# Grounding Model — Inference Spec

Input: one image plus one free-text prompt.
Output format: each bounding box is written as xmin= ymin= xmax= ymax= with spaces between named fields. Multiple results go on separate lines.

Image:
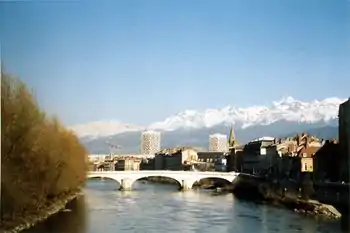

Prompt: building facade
xmin=226 ymin=145 xmax=244 ymax=172
xmin=313 ymin=141 xmax=340 ymax=181
xmin=115 ymin=158 xmax=141 ymax=171
xmin=339 ymin=98 xmax=350 ymax=181
xmin=141 ymin=130 xmax=161 ymax=155
xmin=209 ymin=134 xmax=228 ymax=152
xmin=236 ymin=138 xmax=279 ymax=175
xmin=154 ymin=147 xmax=199 ymax=170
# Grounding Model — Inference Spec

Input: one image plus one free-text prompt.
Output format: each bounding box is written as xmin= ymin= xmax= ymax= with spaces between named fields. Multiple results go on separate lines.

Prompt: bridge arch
xmin=86 ymin=174 xmax=188 ymax=190
xmin=86 ymin=171 xmax=238 ymax=191
xmin=86 ymin=174 xmax=122 ymax=186
xmin=196 ymin=176 xmax=233 ymax=188
xmin=129 ymin=175 xmax=184 ymax=190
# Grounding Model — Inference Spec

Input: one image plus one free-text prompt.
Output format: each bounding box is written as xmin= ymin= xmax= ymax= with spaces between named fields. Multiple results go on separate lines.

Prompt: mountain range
xmin=70 ymin=96 xmax=346 ymax=154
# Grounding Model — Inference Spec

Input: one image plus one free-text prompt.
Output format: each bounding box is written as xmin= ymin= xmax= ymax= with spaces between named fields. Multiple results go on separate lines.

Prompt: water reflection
xmin=24 ymin=180 xmax=343 ymax=233
xmin=23 ymin=196 xmax=87 ymax=233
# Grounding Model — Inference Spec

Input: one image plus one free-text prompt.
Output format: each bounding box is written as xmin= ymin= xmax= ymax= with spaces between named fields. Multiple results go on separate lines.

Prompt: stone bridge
xmin=87 ymin=170 xmax=239 ymax=191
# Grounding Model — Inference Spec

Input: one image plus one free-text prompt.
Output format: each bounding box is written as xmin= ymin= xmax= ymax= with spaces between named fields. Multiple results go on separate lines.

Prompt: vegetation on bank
xmin=1 ymin=72 xmax=87 ymax=228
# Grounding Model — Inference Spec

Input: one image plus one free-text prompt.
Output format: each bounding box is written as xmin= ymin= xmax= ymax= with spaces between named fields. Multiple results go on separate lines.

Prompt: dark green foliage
xmin=1 ymin=73 xmax=87 ymax=221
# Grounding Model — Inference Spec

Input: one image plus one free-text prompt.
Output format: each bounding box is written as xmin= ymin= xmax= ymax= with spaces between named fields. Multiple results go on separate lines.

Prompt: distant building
xmin=88 ymin=154 xmax=109 ymax=164
xmin=339 ymin=98 xmax=350 ymax=181
xmin=197 ymin=151 xmax=226 ymax=171
xmin=154 ymin=147 xmax=200 ymax=170
xmin=313 ymin=141 xmax=340 ymax=181
xmin=209 ymin=134 xmax=228 ymax=152
xmin=214 ymin=156 xmax=227 ymax=172
xmin=197 ymin=152 xmax=224 ymax=163
xmin=141 ymin=130 xmax=161 ymax=155
xmin=236 ymin=138 xmax=279 ymax=175
xmin=115 ymin=158 xmax=141 ymax=171
xmin=96 ymin=162 xmax=115 ymax=171
xmin=226 ymin=145 xmax=244 ymax=172
xmin=114 ymin=154 xmax=155 ymax=160
xmin=275 ymin=134 xmax=322 ymax=157
xmin=140 ymin=158 xmax=155 ymax=170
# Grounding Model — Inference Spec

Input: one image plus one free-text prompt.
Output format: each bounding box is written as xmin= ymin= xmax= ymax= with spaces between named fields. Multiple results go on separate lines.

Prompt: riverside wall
xmin=230 ymin=175 xmax=342 ymax=220
xmin=138 ymin=174 xmax=342 ymax=221
xmin=140 ymin=173 xmax=347 ymax=229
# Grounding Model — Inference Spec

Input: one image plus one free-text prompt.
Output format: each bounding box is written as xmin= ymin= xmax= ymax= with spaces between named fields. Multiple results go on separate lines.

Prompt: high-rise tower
xmin=141 ymin=130 xmax=161 ymax=155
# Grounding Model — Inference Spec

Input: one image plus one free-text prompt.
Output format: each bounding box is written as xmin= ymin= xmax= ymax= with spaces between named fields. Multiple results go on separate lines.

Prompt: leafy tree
xmin=1 ymin=72 xmax=87 ymax=224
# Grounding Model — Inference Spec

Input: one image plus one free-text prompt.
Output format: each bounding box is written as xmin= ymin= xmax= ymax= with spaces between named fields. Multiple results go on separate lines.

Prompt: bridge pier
xmin=119 ymin=179 xmax=133 ymax=191
xmin=180 ymin=179 xmax=196 ymax=191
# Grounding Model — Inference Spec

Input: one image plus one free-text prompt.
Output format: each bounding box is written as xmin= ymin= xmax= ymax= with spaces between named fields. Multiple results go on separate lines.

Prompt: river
xmin=23 ymin=179 xmax=344 ymax=233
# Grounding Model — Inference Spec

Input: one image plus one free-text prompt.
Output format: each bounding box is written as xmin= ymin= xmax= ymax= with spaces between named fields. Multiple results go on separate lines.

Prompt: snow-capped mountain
xmin=148 ymin=96 xmax=345 ymax=131
xmin=69 ymin=120 xmax=144 ymax=139
xmin=70 ymin=96 xmax=347 ymax=139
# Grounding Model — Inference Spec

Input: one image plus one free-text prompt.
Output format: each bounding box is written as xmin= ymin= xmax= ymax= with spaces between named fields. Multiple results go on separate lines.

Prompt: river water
xmin=24 ymin=179 xmax=344 ymax=233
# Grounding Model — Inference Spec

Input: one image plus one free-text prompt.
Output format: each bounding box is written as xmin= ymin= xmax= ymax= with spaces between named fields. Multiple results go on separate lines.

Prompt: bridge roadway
xmin=87 ymin=170 xmax=239 ymax=191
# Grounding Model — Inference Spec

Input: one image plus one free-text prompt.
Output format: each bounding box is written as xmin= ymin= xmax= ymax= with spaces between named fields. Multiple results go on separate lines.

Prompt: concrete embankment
xmin=1 ymin=190 xmax=83 ymax=233
xmin=231 ymin=175 xmax=341 ymax=220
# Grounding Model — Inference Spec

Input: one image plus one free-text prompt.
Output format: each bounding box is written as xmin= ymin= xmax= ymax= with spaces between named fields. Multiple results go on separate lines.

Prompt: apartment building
xmin=141 ymin=130 xmax=161 ymax=155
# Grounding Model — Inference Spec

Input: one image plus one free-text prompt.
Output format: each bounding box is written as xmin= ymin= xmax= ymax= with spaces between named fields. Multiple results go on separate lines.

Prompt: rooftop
xmin=298 ymin=146 xmax=321 ymax=157
xmin=142 ymin=130 xmax=161 ymax=134
xmin=156 ymin=146 xmax=205 ymax=155
xmin=250 ymin=136 xmax=275 ymax=142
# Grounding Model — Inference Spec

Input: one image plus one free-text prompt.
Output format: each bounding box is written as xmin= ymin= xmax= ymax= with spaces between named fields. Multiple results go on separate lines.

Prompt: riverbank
xmin=141 ymin=175 xmax=341 ymax=220
xmin=1 ymin=190 xmax=83 ymax=233
xmin=231 ymin=175 xmax=341 ymax=220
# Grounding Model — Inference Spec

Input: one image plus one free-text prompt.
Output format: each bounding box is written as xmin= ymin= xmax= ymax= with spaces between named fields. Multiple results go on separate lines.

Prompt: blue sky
xmin=1 ymin=0 xmax=349 ymax=125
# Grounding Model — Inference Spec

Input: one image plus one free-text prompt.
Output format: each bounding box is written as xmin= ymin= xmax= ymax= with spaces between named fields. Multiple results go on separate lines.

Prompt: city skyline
xmin=1 ymin=0 xmax=349 ymax=126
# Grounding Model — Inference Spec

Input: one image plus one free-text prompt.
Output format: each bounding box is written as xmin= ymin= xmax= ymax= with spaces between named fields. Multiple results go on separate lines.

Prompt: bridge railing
xmin=87 ymin=170 xmax=238 ymax=177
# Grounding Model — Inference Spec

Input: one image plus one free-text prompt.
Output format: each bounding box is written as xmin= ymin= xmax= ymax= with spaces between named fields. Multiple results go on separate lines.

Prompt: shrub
xmin=1 ymin=72 xmax=87 ymax=220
